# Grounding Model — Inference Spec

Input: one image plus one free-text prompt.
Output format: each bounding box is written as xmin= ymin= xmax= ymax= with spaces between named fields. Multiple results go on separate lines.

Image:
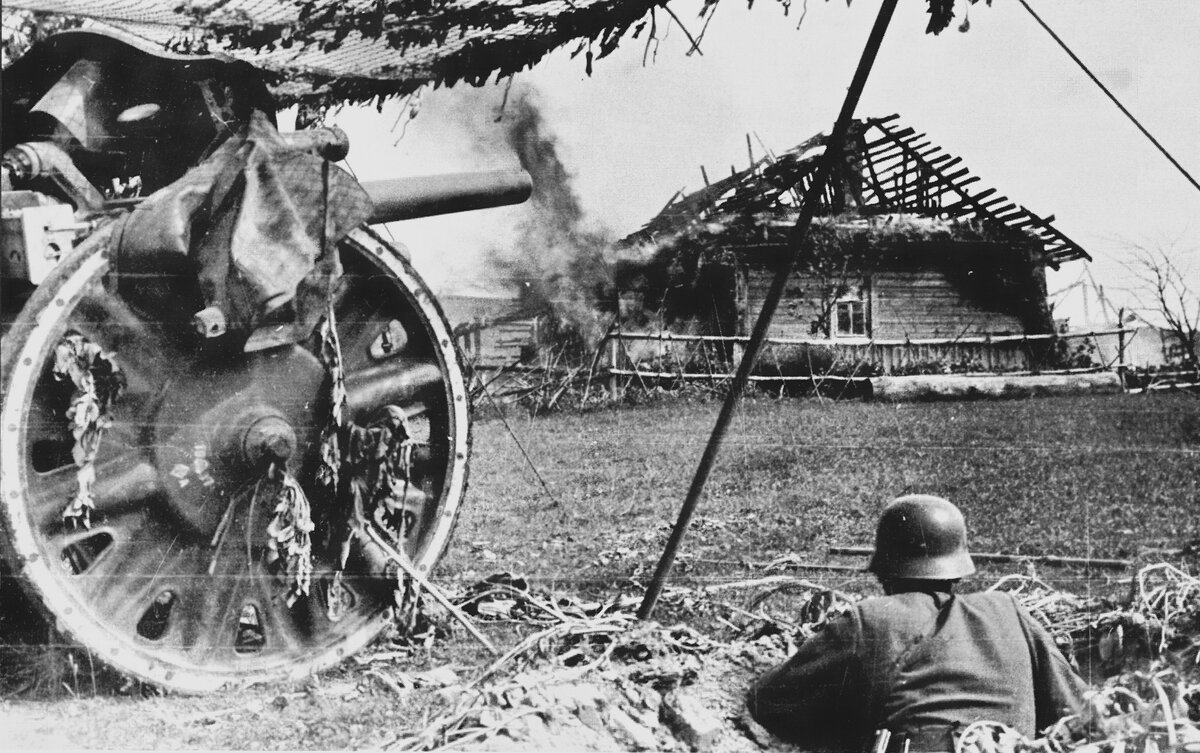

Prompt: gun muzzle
xmin=362 ymin=169 xmax=532 ymax=224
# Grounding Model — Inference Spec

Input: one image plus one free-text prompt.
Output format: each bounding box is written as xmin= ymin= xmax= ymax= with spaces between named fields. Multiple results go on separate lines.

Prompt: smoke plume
xmin=490 ymin=85 xmax=615 ymax=361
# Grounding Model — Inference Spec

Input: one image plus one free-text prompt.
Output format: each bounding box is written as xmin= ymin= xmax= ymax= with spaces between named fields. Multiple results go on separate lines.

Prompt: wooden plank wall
xmin=458 ymin=320 xmax=537 ymax=367
xmin=742 ymin=269 xmax=868 ymax=341
xmin=743 ymin=268 xmax=1026 ymax=341
xmin=440 ymin=294 xmax=537 ymax=367
xmin=741 ymin=262 xmax=1036 ymax=372
xmin=871 ymin=268 xmax=1025 ymax=339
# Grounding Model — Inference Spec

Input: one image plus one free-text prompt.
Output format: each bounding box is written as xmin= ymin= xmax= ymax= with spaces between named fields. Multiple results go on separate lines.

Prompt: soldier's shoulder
xmin=960 ymin=590 xmax=1022 ymax=609
xmin=853 ymin=592 xmax=935 ymax=623
xmin=959 ymin=590 xmax=1031 ymax=623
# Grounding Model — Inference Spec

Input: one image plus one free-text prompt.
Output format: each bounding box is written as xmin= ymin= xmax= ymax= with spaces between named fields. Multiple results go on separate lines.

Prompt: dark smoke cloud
xmin=423 ymin=81 xmax=617 ymax=359
xmin=489 ymin=84 xmax=616 ymax=359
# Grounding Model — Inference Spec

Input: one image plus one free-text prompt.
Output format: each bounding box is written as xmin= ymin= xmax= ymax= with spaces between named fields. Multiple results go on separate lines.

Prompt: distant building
xmin=437 ymin=284 xmax=539 ymax=368
xmin=1090 ymin=317 xmax=1195 ymax=371
xmin=1049 ymin=277 xmax=1191 ymax=371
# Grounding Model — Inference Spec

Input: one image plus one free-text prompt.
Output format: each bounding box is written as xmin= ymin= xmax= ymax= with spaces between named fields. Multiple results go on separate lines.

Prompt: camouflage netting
xmin=4 ymin=0 xmax=672 ymax=106
xmin=4 ymin=0 xmax=987 ymax=106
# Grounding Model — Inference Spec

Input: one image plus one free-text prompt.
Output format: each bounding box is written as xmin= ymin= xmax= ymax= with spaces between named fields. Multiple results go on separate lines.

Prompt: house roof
xmin=620 ymin=114 xmax=1091 ymax=268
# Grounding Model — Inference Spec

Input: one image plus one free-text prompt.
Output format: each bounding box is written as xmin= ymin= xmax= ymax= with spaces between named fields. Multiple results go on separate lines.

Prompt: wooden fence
xmin=602 ymin=327 xmax=1134 ymax=397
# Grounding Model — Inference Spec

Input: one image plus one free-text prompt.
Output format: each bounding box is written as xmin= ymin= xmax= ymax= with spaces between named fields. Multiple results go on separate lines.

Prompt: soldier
xmin=747 ymin=494 xmax=1088 ymax=752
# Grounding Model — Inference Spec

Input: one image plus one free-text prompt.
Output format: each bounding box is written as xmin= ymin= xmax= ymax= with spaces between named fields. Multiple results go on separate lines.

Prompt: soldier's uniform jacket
xmin=747 ymin=589 xmax=1089 ymax=752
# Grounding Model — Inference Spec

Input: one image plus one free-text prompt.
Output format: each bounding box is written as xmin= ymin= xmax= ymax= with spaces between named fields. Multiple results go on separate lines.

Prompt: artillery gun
xmin=1 ymin=29 xmax=530 ymax=692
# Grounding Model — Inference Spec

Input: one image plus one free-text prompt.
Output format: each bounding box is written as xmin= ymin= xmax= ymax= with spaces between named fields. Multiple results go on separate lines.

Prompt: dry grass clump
xmin=992 ymin=563 xmax=1200 ymax=678
xmin=962 ymin=563 xmax=1199 ymax=752
xmin=0 ymin=568 xmax=156 ymax=699
xmin=368 ymin=561 xmax=1200 ymax=751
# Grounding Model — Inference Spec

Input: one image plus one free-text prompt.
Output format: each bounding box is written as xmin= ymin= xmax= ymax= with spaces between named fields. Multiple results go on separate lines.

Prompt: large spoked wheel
xmin=0 ymin=224 xmax=470 ymax=693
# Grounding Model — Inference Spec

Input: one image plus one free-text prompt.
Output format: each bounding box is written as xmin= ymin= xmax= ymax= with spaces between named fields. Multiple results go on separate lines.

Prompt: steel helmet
xmin=868 ymin=495 xmax=976 ymax=580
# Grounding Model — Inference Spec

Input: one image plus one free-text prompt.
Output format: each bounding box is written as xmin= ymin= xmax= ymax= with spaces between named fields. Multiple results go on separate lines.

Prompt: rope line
xmin=480 ymin=381 xmax=562 ymax=509
xmin=1017 ymin=0 xmax=1200 ymax=196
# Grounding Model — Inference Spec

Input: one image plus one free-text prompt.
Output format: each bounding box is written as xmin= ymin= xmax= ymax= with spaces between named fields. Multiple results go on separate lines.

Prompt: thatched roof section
xmin=620 ymin=114 xmax=1091 ymax=268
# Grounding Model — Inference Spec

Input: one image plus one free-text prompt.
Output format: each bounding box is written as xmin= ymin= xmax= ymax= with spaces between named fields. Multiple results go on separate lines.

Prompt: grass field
xmin=446 ymin=391 xmax=1200 ymax=595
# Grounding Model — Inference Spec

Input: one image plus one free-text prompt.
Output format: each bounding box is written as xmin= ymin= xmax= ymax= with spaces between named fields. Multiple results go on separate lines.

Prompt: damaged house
xmin=614 ymin=114 xmax=1092 ymax=375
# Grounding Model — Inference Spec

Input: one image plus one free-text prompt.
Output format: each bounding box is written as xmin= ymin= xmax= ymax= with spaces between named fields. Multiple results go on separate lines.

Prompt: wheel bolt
xmin=192 ymin=306 xmax=227 ymax=338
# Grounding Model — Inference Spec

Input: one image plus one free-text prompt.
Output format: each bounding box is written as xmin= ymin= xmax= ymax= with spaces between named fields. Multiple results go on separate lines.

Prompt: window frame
xmin=833 ymin=297 xmax=868 ymax=340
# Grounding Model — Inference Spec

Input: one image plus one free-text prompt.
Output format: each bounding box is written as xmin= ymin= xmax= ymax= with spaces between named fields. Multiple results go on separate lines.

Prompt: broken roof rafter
xmin=620 ymin=114 xmax=1091 ymax=268
xmin=865 ymin=118 xmax=1089 ymax=265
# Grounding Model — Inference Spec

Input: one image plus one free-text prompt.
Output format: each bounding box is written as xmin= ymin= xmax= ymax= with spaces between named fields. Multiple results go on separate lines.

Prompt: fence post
xmin=608 ymin=336 xmax=621 ymax=400
xmin=1116 ymin=309 xmax=1127 ymax=389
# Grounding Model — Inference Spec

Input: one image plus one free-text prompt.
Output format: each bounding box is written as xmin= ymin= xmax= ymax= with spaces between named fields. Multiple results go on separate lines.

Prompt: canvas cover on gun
xmin=115 ymin=110 xmax=372 ymax=345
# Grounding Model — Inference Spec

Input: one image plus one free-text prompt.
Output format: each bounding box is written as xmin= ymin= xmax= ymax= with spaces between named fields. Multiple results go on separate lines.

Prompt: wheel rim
xmin=0 ymin=225 xmax=470 ymax=693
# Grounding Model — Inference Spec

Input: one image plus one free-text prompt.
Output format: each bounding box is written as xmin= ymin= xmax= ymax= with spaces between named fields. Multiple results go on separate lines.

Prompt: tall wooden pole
xmin=637 ymin=0 xmax=902 ymax=620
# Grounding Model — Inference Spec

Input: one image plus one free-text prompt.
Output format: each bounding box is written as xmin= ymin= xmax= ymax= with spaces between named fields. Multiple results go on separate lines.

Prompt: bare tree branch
xmin=1127 ymin=243 xmax=1199 ymax=374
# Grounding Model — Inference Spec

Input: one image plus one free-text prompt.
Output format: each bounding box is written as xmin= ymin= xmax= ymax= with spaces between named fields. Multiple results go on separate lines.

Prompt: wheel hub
xmin=153 ymin=345 xmax=326 ymax=539
xmin=241 ymin=414 xmax=297 ymax=466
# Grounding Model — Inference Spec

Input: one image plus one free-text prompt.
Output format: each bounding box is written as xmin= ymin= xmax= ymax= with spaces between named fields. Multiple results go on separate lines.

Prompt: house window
xmin=835 ymin=299 xmax=867 ymax=337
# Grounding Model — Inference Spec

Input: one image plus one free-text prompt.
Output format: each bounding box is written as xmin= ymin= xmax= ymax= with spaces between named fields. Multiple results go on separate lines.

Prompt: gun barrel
xmin=363 ymin=169 xmax=532 ymax=224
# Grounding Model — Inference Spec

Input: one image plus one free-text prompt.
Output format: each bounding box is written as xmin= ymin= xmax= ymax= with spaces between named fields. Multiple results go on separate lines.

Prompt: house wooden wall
xmin=740 ymin=241 xmax=1049 ymax=342
xmin=871 ymin=268 xmax=1027 ymax=339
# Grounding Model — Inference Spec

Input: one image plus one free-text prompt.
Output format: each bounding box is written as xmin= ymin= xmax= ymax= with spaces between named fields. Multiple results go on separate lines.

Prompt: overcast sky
xmin=324 ymin=0 xmax=1200 ymax=327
